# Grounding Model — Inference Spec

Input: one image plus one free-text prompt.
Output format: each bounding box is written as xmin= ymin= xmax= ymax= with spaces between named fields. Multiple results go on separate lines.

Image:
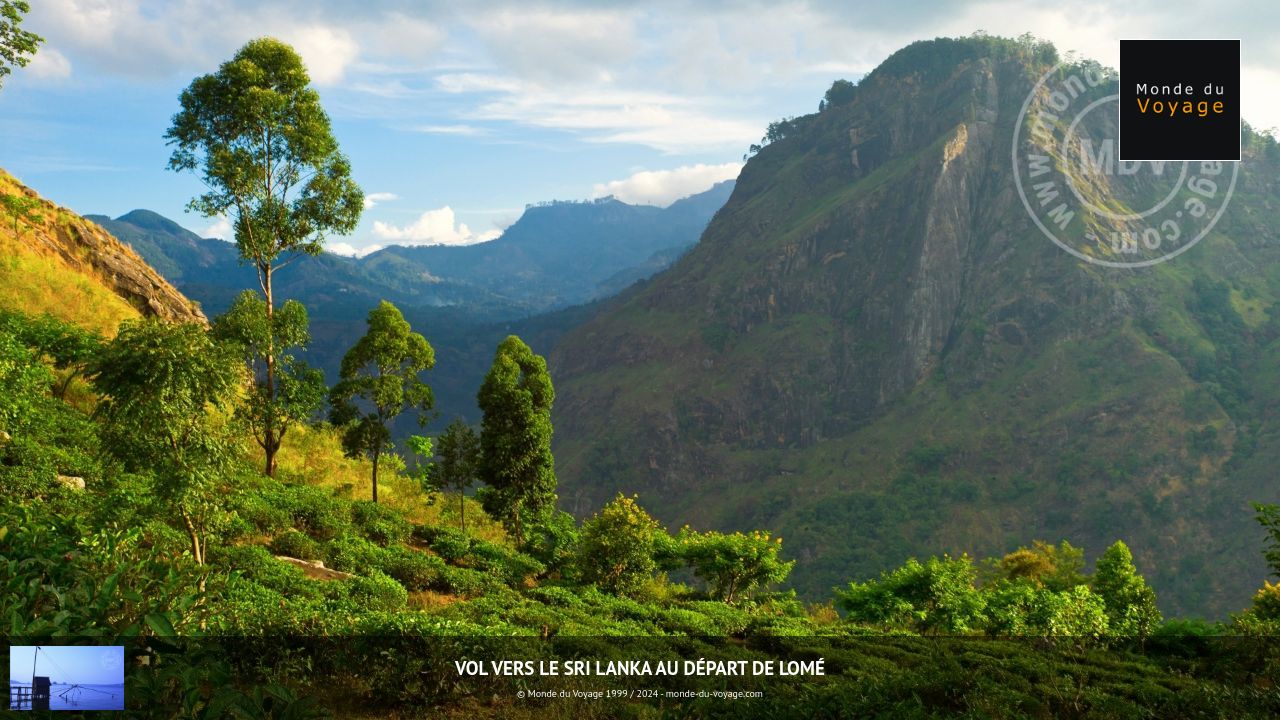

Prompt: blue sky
xmin=9 ymin=645 xmax=124 ymax=685
xmin=2 ymin=1 xmax=1277 ymax=256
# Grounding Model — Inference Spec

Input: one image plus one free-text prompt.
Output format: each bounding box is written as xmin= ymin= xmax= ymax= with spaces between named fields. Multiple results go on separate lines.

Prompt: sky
xmin=1 ymin=1 xmax=1278 ymax=256
xmin=9 ymin=645 xmax=125 ymax=685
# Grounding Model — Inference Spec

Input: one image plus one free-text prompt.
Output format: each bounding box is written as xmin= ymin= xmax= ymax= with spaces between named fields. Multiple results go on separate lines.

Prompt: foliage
xmin=1250 ymin=581 xmax=1280 ymax=620
xmin=92 ymin=319 xmax=241 ymax=566
xmin=1093 ymin=541 xmax=1163 ymax=638
xmin=166 ymin=36 xmax=363 ymax=479
xmin=838 ymin=555 xmax=987 ymax=634
xmin=1255 ymin=502 xmax=1280 ymax=578
xmin=268 ymin=530 xmax=323 ymax=562
xmin=995 ymin=540 xmax=1087 ymax=591
xmin=477 ymin=335 xmax=556 ymax=543
xmin=346 ymin=570 xmax=408 ymax=612
xmin=576 ymin=494 xmax=662 ymax=596
xmin=0 ymin=310 xmax=103 ymax=400
xmin=329 ymin=300 xmax=435 ymax=503
xmin=0 ymin=0 xmax=42 ymax=89
xmin=675 ymin=527 xmax=794 ymax=603
xmin=422 ymin=418 xmax=480 ymax=533
xmin=0 ymin=192 xmax=41 ymax=237
xmin=0 ymin=327 xmax=50 ymax=435
xmin=350 ymin=499 xmax=412 ymax=546
xmin=819 ymin=79 xmax=857 ymax=111
xmin=213 ymin=290 xmax=327 ymax=475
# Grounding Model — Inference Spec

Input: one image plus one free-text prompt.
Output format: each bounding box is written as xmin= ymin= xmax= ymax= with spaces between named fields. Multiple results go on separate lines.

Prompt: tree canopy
xmin=329 ymin=301 xmax=434 ymax=503
xmin=477 ymin=335 xmax=557 ymax=544
xmin=0 ymin=1 xmax=42 ymax=90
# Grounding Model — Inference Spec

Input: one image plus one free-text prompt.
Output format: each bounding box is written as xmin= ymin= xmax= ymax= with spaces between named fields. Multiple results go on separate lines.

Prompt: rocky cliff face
xmin=550 ymin=37 xmax=1280 ymax=617
xmin=1 ymin=171 xmax=206 ymax=326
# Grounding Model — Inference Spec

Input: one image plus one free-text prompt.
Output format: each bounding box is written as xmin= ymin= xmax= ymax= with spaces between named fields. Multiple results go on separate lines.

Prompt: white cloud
xmin=328 ymin=242 xmax=383 ymax=258
xmin=414 ymin=124 xmax=486 ymax=136
xmin=26 ymin=47 xmax=73 ymax=80
xmin=362 ymin=192 xmax=399 ymax=210
xmin=593 ymin=163 xmax=742 ymax=206
xmin=281 ymin=26 xmax=358 ymax=86
xmin=371 ymin=206 xmax=502 ymax=246
xmin=201 ymin=216 xmax=231 ymax=240
xmin=439 ymin=74 xmax=764 ymax=153
xmin=467 ymin=8 xmax=638 ymax=84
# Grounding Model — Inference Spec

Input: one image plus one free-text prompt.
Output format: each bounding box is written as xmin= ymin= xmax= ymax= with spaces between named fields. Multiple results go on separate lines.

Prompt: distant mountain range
xmin=88 ymin=181 xmax=735 ymax=431
xmin=87 ymin=180 xmax=734 ymax=320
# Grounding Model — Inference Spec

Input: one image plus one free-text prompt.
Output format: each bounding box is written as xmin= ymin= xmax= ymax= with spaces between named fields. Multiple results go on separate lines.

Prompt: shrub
xmin=279 ymin=485 xmax=351 ymax=540
xmin=436 ymin=565 xmax=498 ymax=597
xmin=233 ymin=491 xmax=291 ymax=534
xmin=383 ymin=548 xmax=446 ymax=591
xmin=352 ymin=500 xmax=412 ymax=546
xmin=576 ymin=494 xmax=663 ymax=596
xmin=415 ymin=524 xmax=472 ymax=561
xmin=346 ymin=570 xmax=408 ymax=612
xmin=269 ymin=530 xmax=323 ymax=562
xmin=214 ymin=544 xmax=313 ymax=597
xmin=675 ymin=527 xmax=794 ymax=603
xmin=325 ymin=534 xmax=388 ymax=574
xmin=469 ymin=539 xmax=546 ymax=585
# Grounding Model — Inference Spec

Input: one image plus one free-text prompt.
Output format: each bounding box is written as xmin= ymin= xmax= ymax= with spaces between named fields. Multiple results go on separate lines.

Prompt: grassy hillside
xmin=0 ymin=170 xmax=141 ymax=335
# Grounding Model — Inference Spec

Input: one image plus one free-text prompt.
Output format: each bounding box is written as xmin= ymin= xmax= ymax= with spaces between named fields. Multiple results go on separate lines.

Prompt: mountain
xmin=548 ymin=36 xmax=1280 ymax=618
xmin=97 ymin=182 xmax=733 ymax=432
xmin=0 ymin=170 xmax=205 ymax=334
xmin=86 ymin=210 xmax=516 ymax=320
xmin=363 ymin=180 xmax=735 ymax=311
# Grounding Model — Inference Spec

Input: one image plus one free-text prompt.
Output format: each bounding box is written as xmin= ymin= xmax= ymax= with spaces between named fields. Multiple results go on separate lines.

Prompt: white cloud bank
xmin=593 ymin=163 xmax=742 ymax=207
xmin=371 ymin=206 xmax=502 ymax=246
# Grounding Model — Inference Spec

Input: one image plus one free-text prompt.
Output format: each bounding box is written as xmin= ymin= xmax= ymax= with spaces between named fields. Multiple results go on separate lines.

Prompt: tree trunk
xmin=459 ymin=490 xmax=466 ymax=534
xmin=371 ymin=448 xmax=380 ymax=504
xmin=263 ymin=264 xmax=278 ymax=478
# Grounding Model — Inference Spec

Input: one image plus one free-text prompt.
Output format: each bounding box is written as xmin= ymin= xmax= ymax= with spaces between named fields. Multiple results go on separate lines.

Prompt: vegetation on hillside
xmin=2 ymin=33 xmax=1279 ymax=718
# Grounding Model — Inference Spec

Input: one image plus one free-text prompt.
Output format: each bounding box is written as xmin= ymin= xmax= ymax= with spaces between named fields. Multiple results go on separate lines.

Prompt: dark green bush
xmin=352 ymin=500 xmax=412 ymax=546
xmin=412 ymin=524 xmax=471 ymax=560
xmin=213 ymin=544 xmax=313 ymax=597
xmin=468 ymin=539 xmax=546 ymax=585
xmin=278 ymin=485 xmax=351 ymax=540
xmin=269 ymin=530 xmax=324 ymax=561
xmin=324 ymin=534 xmax=388 ymax=574
xmin=346 ymin=570 xmax=408 ymax=612
xmin=382 ymin=547 xmax=446 ymax=591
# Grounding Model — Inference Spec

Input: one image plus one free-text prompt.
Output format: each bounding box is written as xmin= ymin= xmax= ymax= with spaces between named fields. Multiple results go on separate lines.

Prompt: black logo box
xmin=1119 ymin=39 xmax=1241 ymax=161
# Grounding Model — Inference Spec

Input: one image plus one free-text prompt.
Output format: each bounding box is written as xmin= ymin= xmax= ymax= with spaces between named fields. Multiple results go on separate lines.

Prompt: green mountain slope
xmin=549 ymin=37 xmax=1280 ymax=618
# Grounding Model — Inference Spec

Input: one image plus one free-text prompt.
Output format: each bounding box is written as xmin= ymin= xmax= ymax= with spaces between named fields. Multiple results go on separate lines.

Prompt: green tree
xmin=1 ymin=193 xmax=42 ymax=237
xmin=0 ymin=328 xmax=51 ymax=437
xmin=819 ymin=79 xmax=856 ymax=111
xmin=212 ymin=290 xmax=326 ymax=473
xmin=997 ymin=540 xmax=1086 ymax=591
xmin=676 ymin=527 xmax=794 ymax=603
xmin=1254 ymin=502 xmax=1280 ymax=577
xmin=329 ymin=301 xmax=434 ymax=503
xmin=424 ymin=418 xmax=480 ymax=533
xmin=166 ymin=37 xmax=363 ymax=476
xmin=1092 ymin=541 xmax=1162 ymax=638
xmin=0 ymin=1 xmax=42 ymax=89
xmin=0 ymin=311 xmax=103 ymax=400
xmin=91 ymin=320 xmax=240 ymax=569
xmin=477 ymin=335 xmax=556 ymax=544
xmin=576 ymin=494 xmax=662 ymax=596
xmin=838 ymin=554 xmax=986 ymax=634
